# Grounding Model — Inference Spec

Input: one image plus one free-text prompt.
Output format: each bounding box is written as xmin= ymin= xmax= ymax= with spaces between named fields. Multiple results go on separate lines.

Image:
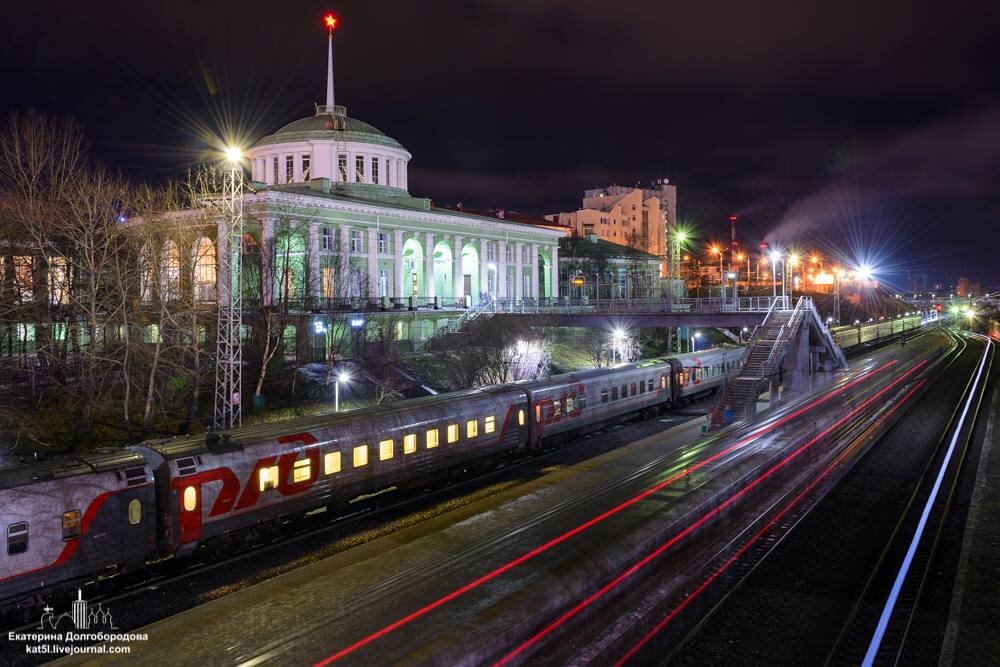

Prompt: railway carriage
xmin=0 ymin=450 xmax=157 ymax=606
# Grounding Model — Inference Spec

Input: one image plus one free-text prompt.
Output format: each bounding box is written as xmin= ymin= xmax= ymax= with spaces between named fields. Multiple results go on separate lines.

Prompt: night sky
xmin=3 ymin=1 xmax=999 ymax=287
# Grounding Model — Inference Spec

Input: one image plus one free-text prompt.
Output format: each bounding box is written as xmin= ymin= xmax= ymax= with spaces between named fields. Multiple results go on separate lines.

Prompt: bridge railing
xmin=481 ymin=295 xmax=786 ymax=315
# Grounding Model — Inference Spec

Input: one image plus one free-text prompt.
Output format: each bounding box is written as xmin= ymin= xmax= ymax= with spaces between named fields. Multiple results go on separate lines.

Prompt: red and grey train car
xmin=1 ymin=346 xmax=742 ymax=608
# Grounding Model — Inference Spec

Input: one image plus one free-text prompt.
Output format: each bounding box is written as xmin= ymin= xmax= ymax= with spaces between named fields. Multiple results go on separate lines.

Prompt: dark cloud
xmin=2 ymin=0 xmax=999 ymax=284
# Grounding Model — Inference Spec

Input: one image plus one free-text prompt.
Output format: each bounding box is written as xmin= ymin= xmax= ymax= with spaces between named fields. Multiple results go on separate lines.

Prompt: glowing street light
xmin=335 ymin=370 xmax=351 ymax=412
xmin=224 ymin=145 xmax=243 ymax=163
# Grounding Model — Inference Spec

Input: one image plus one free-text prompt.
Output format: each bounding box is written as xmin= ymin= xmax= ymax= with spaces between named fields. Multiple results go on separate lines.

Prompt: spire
xmin=323 ymin=13 xmax=338 ymax=113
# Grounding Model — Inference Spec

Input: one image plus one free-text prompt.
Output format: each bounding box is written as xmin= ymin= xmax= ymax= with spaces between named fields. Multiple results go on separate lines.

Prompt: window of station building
xmin=272 ymin=157 xmax=279 ymax=184
xmin=62 ymin=510 xmax=81 ymax=541
xmin=466 ymin=419 xmax=478 ymax=438
xmin=486 ymin=243 xmax=495 ymax=262
xmin=506 ymin=245 xmax=514 ymax=263
xmin=521 ymin=246 xmax=529 ymax=264
xmin=353 ymin=444 xmax=369 ymax=467
xmin=338 ymin=154 xmax=348 ymax=181
xmin=601 ymin=389 xmax=609 ymax=403
xmin=183 ymin=485 xmax=197 ymax=511
xmin=611 ymin=386 xmax=619 ymax=400
xmin=285 ymin=155 xmax=294 ymax=183
xmin=302 ymin=154 xmax=311 ymax=180
xmin=127 ymin=499 xmax=142 ymax=526
xmin=379 ymin=439 xmax=394 ymax=461
xmin=403 ymin=433 xmax=417 ymax=454
xmin=517 ymin=409 xmax=526 ymax=426
xmin=447 ymin=423 xmax=460 ymax=444
xmin=426 ymin=428 xmax=440 ymax=449
xmin=484 ymin=415 xmax=496 ymax=434
xmin=378 ymin=232 xmax=388 ymax=254
xmin=259 ymin=465 xmax=280 ymax=491
xmin=371 ymin=157 xmax=380 ymax=184
xmin=355 ymin=155 xmax=365 ymax=182
xmin=293 ymin=458 xmax=312 ymax=483
xmin=350 ymin=230 xmax=362 ymax=253
xmin=324 ymin=451 xmax=342 ymax=475
xmin=322 ymin=227 xmax=333 ymax=251
xmin=7 ymin=522 xmax=28 ymax=555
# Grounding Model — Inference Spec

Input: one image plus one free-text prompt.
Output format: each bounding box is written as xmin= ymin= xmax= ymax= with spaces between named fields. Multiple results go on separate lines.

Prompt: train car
xmin=0 ymin=450 xmax=157 ymax=606
xmin=669 ymin=346 xmax=744 ymax=402
xmin=142 ymin=385 xmax=530 ymax=557
xmin=520 ymin=359 xmax=674 ymax=445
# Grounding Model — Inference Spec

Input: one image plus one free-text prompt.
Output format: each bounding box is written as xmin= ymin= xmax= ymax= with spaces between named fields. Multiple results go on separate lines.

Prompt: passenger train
xmin=0 ymin=346 xmax=743 ymax=610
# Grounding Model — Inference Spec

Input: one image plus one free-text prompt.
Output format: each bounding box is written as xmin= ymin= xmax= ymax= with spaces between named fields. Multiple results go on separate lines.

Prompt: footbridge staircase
xmin=712 ymin=296 xmax=847 ymax=426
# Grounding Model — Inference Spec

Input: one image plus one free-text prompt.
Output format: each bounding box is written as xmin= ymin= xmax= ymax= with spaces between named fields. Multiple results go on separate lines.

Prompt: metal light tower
xmin=214 ymin=147 xmax=245 ymax=430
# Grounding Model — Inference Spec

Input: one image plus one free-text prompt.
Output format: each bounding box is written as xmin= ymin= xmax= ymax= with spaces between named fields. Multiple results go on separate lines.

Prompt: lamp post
xmin=788 ymin=253 xmax=799 ymax=304
xmin=833 ymin=268 xmax=844 ymax=324
xmin=334 ymin=371 xmax=350 ymax=412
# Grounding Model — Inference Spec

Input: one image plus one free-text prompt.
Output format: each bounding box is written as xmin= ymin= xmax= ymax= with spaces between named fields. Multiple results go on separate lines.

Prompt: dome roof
xmin=254 ymin=106 xmax=406 ymax=151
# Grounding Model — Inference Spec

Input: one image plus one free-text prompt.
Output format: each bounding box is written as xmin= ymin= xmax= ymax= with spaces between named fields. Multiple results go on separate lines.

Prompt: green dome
xmin=255 ymin=106 xmax=406 ymax=151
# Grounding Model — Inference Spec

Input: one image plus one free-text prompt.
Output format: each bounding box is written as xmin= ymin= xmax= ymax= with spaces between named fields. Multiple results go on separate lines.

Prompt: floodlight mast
xmin=214 ymin=148 xmax=245 ymax=430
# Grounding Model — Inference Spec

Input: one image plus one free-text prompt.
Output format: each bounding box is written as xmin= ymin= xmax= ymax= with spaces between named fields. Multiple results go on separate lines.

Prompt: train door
xmin=117 ymin=490 xmax=155 ymax=567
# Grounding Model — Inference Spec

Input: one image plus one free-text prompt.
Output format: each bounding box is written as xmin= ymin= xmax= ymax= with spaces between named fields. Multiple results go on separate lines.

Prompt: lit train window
xmin=553 ymin=399 xmax=561 ymax=415
xmin=518 ymin=409 xmax=526 ymax=426
xmin=404 ymin=434 xmax=417 ymax=454
xmin=484 ymin=416 xmax=496 ymax=434
xmin=183 ymin=485 xmax=198 ymax=511
xmin=62 ymin=510 xmax=81 ymax=541
xmin=293 ymin=458 xmax=312 ymax=482
xmin=128 ymin=499 xmax=142 ymax=526
xmin=566 ymin=397 xmax=575 ymax=412
xmin=447 ymin=424 xmax=460 ymax=443
xmin=601 ymin=389 xmax=609 ymax=404
xmin=324 ymin=451 xmax=341 ymax=475
xmin=535 ymin=404 xmax=542 ymax=423
xmin=426 ymin=428 xmax=439 ymax=449
xmin=611 ymin=387 xmax=619 ymax=400
xmin=259 ymin=465 xmax=279 ymax=491
xmin=379 ymin=439 xmax=394 ymax=461
xmin=353 ymin=445 xmax=369 ymax=467
xmin=7 ymin=522 xmax=28 ymax=555
xmin=466 ymin=420 xmax=478 ymax=438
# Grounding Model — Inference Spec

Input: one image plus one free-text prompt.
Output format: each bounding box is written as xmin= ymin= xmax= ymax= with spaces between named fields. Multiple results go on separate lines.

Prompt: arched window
xmin=160 ymin=240 xmax=180 ymax=301
xmin=192 ymin=237 xmax=216 ymax=302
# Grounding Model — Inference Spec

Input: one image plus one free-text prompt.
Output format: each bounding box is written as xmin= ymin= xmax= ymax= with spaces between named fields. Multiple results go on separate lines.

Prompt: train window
xmin=353 ymin=444 xmax=369 ymax=467
xmin=293 ymin=458 xmax=312 ymax=482
xmin=535 ymin=404 xmax=542 ymax=423
xmin=447 ymin=424 xmax=460 ymax=443
xmin=566 ymin=397 xmax=575 ymax=413
xmin=466 ymin=419 xmax=478 ymax=438
xmin=259 ymin=465 xmax=279 ymax=491
xmin=630 ymin=383 xmax=637 ymax=396
xmin=638 ymin=382 xmax=645 ymax=394
xmin=621 ymin=384 xmax=628 ymax=398
xmin=601 ymin=389 xmax=609 ymax=403
xmin=127 ymin=499 xmax=142 ymax=526
xmin=7 ymin=522 xmax=28 ymax=555
xmin=484 ymin=416 xmax=496 ymax=434
xmin=611 ymin=386 xmax=619 ymax=400
xmin=403 ymin=433 xmax=417 ymax=454
xmin=677 ymin=371 xmax=686 ymax=386
xmin=552 ymin=399 xmax=561 ymax=415
xmin=426 ymin=428 xmax=439 ymax=449
xmin=518 ymin=409 xmax=526 ymax=426
xmin=62 ymin=510 xmax=81 ymax=541
xmin=649 ymin=379 xmax=656 ymax=392
xmin=379 ymin=439 xmax=394 ymax=461
xmin=183 ymin=485 xmax=197 ymax=511
xmin=324 ymin=451 xmax=342 ymax=475
xmin=578 ymin=395 xmax=587 ymax=410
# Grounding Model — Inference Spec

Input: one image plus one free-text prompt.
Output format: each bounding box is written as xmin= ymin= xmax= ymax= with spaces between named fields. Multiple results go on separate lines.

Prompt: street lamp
xmin=334 ymin=371 xmax=350 ymax=412
xmin=691 ymin=330 xmax=702 ymax=352
xmin=611 ymin=328 xmax=626 ymax=363
xmin=711 ymin=246 xmax=724 ymax=299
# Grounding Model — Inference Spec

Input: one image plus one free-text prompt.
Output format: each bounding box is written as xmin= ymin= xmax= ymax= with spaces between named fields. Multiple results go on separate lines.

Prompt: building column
xmin=260 ymin=217 xmax=275 ymax=306
xmin=394 ymin=229 xmax=404 ymax=298
xmin=367 ymin=228 xmax=378 ymax=298
xmin=479 ymin=238 xmax=490 ymax=301
xmin=424 ymin=233 xmax=435 ymax=299
xmin=497 ymin=240 xmax=508 ymax=299
xmin=514 ymin=242 xmax=524 ymax=300
xmin=530 ymin=243 xmax=539 ymax=299
xmin=550 ymin=244 xmax=559 ymax=299
xmin=307 ymin=223 xmax=321 ymax=300
xmin=339 ymin=224 xmax=350 ymax=298
xmin=453 ymin=235 xmax=463 ymax=301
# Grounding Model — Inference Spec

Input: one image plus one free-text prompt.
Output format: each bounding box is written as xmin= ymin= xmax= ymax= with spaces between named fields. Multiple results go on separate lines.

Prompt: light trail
xmin=315 ymin=359 xmax=900 ymax=666
xmin=495 ymin=360 xmax=927 ymax=666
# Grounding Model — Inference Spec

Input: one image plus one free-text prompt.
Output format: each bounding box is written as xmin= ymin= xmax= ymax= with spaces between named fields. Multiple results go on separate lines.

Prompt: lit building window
xmin=447 ymin=424 xmax=460 ymax=443
xmin=371 ymin=157 xmax=380 ymax=184
xmin=353 ymin=444 xmax=368 ymax=467
xmin=338 ymin=154 xmax=348 ymax=181
xmin=285 ymin=155 xmax=294 ymax=183
xmin=484 ymin=415 xmax=496 ymax=434
xmin=272 ymin=157 xmax=279 ymax=184
xmin=379 ymin=439 xmax=394 ymax=461
xmin=355 ymin=155 xmax=365 ymax=183
xmin=324 ymin=451 xmax=341 ymax=475
xmin=322 ymin=266 xmax=335 ymax=298
xmin=403 ymin=433 xmax=417 ymax=454
xmin=302 ymin=154 xmax=311 ymax=180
